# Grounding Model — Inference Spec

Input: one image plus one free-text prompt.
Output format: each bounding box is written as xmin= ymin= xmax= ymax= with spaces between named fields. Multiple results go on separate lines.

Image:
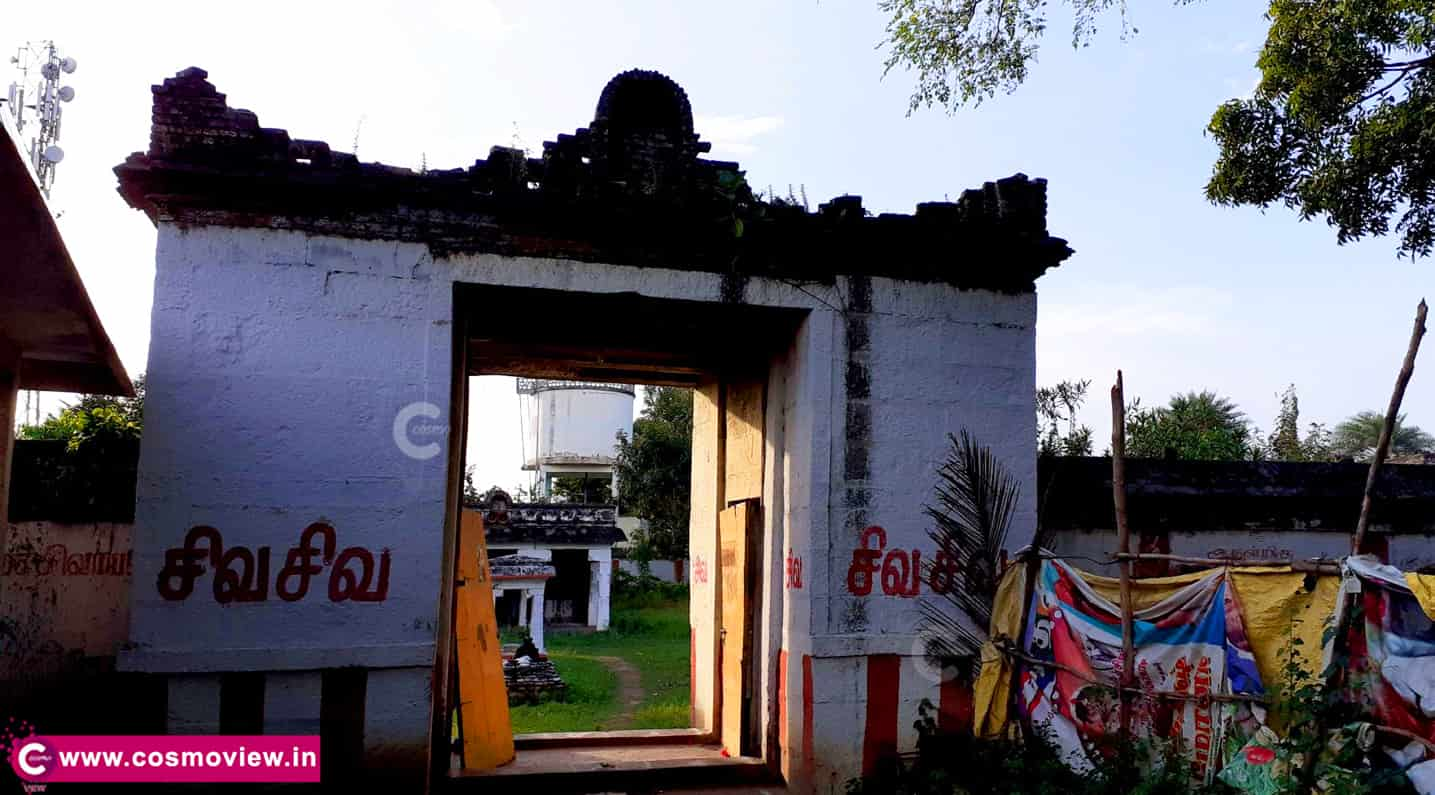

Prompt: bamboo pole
xmin=1110 ymin=371 xmax=1136 ymax=736
xmin=1353 ymin=299 xmax=1428 ymax=554
xmin=1109 ymin=551 xmax=1341 ymax=574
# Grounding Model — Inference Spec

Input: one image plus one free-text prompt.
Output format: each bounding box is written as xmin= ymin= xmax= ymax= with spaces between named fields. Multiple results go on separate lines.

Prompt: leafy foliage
xmin=462 ymin=465 xmax=483 ymax=504
xmin=1206 ymin=0 xmax=1435 ymax=258
xmin=611 ymin=567 xmax=690 ymax=607
xmin=18 ymin=376 xmax=145 ymax=451
xmin=879 ymin=0 xmax=1435 ymax=257
xmin=1038 ymin=379 xmax=1095 ymax=456
xmin=1331 ymin=410 xmax=1435 ymax=459
xmin=550 ymin=474 xmax=614 ymax=504
xmin=879 ymin=0 xmax=1137 ymax=112
xmin=1262 ymin=384 xmax=1336 ymax=461
xmin=920 ymin=430 xmax=1022 ymax=678
xmin=614 ymin=387 xmax=693 ymax=559
xmin=1125 ymin=389 xmax=1256 ymax=460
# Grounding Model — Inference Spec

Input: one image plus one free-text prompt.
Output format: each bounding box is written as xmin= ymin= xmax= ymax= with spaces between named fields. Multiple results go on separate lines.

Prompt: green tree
xmin=1125 ymin=389 xmax=1254 ymax=460
xmin=1331 ymin=409 xmax=1435 ymax=459
xmin=879 ymin=0 xmax=1435 ymax=258
xmin=614 ymin=387 xmax=693 ymax=559
xmin=1263 ymin=384 xmax=1335 ymax=461
xmin=1037 ymin=379 xmax=1095 ymax=456
xmin=18 ymin=375 xmax=145 ymax=450
xmin=550 ymin=474 xmax=614 ymax=503
xmin=462 ymin=465 xmax=482 ymax=505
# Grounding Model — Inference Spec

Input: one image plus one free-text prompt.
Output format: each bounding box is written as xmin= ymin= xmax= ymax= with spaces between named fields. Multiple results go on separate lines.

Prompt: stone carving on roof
xmin=472 ymin=487 xmax=625 ymax=546
xmin=115 ymin=67 xmax=1073 ymax=291
xmin=488 ymin=554 xmax=556 ymax=580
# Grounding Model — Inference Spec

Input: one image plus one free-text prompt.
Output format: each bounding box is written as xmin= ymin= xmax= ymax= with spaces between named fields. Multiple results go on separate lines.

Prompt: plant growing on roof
xmin=919 ymin=430 xmax=1025 ymax=678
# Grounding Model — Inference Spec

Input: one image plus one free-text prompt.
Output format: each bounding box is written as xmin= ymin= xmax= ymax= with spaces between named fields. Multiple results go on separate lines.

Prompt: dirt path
xmin=595 ymin=654 xmax=644 ymax=729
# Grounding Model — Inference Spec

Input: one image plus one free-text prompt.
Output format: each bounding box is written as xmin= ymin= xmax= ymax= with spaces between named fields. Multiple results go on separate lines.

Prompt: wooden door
xmin=454 ymin=511 xmax=514 ymax=771
xmin=719 ymin=498 xmax=760 ymax=756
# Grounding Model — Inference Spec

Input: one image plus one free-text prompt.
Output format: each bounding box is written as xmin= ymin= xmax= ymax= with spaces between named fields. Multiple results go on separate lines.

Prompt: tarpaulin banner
xmin=972 ymin=562 xmax=1338 ymax=743
xmin=1333 ymin=557 xmax=1435 ymax=747
xmin=1017 ymin=559 xmax=1267 ymax=784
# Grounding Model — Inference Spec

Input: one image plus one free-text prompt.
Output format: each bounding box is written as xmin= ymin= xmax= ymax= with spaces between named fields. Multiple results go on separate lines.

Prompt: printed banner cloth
xmin=1333 ymin=557 xmax=1435 ymax=746
xmin=1018 ymin=559 xmax=1267 ymax=784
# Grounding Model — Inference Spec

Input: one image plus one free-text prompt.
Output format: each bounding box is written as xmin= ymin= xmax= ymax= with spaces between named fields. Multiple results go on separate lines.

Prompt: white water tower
xmin=517 ymin=379 xmax=635 ymax=501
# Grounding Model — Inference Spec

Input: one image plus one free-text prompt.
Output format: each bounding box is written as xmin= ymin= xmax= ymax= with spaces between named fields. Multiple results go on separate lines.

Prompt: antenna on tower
xmin=5 ymin=40 xmax=78 ymax=197
xmin=351 ymin=114 xmax=365 ymax=157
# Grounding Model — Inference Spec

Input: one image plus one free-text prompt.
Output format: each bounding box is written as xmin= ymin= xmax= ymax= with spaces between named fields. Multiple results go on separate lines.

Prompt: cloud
xmin=694 ymin=114 xmax=784 ymax=156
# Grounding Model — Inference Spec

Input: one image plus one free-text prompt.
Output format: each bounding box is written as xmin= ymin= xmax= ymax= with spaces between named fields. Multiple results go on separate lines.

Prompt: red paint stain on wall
xmin=938 ymin=676 xmax=974 ymax=735
xmin=862 ymin=654 xmax=901 ymax=778
xmin=801 ymin=654 xmax=814 ymax=785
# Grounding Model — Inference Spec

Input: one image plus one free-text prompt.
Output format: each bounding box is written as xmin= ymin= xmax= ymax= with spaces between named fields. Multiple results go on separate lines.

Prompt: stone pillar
xmin=529 ymin=589 xmax=545 ymax=652
xmin=0 ymin=360 xmax=17 ymax=525
xmin=515 ymin=589 xmax=528 ymax=628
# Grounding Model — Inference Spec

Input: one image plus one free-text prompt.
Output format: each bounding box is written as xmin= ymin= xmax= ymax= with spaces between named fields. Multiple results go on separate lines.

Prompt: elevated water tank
xmin=517 ymin=380 xmax=635 ymax=471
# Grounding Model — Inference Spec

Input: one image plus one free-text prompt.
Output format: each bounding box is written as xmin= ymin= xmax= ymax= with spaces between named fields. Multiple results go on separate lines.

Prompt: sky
xmin=8 ymin=0 xmax=1433 ymax=492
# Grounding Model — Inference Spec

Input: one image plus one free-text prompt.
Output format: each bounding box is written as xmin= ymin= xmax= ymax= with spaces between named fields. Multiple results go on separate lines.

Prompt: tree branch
xmin=1380 ymin=55 xmax=1434 ymax=71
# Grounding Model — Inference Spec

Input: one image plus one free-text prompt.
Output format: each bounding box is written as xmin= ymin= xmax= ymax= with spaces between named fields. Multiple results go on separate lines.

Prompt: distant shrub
xmin=612 ymin=569 xmax=688 ymax=608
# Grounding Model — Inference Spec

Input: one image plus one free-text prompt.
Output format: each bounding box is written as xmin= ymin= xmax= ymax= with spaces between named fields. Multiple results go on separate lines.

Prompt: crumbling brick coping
xmin=115 ymin=67 xmax=1072 ymax=292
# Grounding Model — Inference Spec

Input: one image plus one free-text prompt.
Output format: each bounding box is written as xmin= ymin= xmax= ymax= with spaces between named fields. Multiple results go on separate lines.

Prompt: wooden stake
xmin=1353 ymin=299 xmax=1428 ymax=554
xmin=1111 ymin=371 xmax=1135 ymax=736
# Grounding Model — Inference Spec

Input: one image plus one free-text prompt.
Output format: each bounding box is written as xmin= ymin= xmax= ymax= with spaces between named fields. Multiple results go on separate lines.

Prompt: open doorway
xmin=462 ymin=375 xmax=693 ymax=736
xmin=440 ymin=283 xmax=805 ymax=781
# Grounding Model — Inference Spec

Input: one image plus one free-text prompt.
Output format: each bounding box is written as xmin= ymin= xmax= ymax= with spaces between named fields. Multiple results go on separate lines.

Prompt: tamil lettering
xmin=157 ymin=523 xmax=391 ymax=604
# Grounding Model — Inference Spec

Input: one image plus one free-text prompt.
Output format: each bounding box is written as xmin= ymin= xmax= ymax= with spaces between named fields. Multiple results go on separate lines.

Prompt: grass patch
xmin=507 ymin=653 xmax=618 ymax=734
xmin=508 ymin=595 xmax=690 ymax=733
xmin=546 ymin=597 xmax=690 ymax=731
xmin=630 ymin=696 xmax=690 ymax=729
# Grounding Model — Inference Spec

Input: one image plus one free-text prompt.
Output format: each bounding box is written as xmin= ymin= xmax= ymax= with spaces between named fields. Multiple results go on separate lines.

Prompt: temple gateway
xmin=113 ymin=65 xmax=1070 ymax=791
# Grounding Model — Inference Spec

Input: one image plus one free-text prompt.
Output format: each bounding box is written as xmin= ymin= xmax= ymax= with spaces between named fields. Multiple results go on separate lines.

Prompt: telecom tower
xmin=5 ymin=41 xmax=78 ymax=428
xmin=6 ymin=40 xmax=78 ymax=198
xmin=516 ymin=379 xmax=635 ymax=502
